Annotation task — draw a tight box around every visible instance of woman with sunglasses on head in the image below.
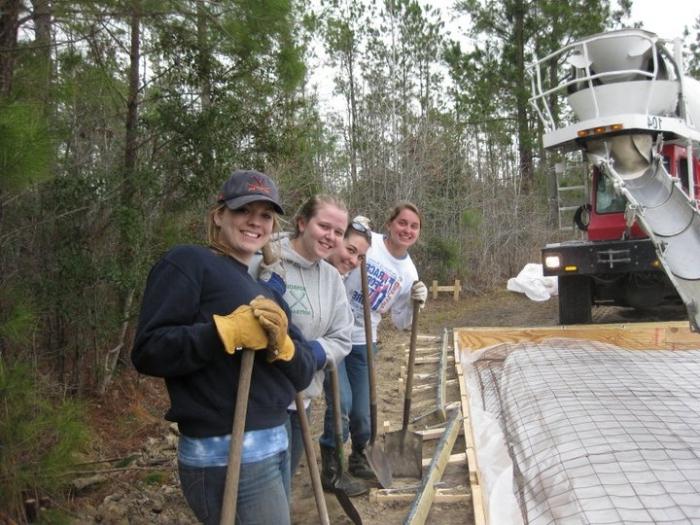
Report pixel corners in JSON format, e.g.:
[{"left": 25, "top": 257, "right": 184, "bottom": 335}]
[
  {"left": 327, "top": 216, "right": 373, "bottom": 278},
  {"left": 251, "top": 195, "right": 367, "bottom": 496},
  {"left": 132, "top": 170, "right": 315, "bottom": 525},
  {"left": 319, "top": 201, "right": 428, "bottom": 482}
]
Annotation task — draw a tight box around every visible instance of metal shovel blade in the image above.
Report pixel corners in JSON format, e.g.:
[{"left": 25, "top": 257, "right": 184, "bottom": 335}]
[
  {"left": 365, "top": 442, "right": 392, "bottom": 488},
  {"left": 383, "top": 429, "right": 423, "bottom": 479},
  {"left": 360, "top": 258, "right": 393, "bottom": 488},
  {"left": 384, "top": 298, "right": 423, "bottom": 479},
  {"left": 332, "top": 488, "right": 363, "bottom": 525}
]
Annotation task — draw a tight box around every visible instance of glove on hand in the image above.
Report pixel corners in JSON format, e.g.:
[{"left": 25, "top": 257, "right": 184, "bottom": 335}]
[
  {"left": 213, "top": 305, "right": 269, "bottom": 354},
  {"left": 410, "top": 280, "right": 428, "bottom": 308},
  {"left": 249, "top": 296, "right": 295, "bottom": 362}
]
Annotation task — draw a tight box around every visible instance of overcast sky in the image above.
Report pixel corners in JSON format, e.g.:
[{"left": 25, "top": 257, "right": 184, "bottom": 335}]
[{"left": 310, "top": 0, "right": 700, "bottom": 114}]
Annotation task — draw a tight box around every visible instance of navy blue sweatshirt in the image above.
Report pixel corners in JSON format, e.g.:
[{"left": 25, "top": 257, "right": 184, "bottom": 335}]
[{"left": 131, "top": 245, "right": 315, "bottom": 438}]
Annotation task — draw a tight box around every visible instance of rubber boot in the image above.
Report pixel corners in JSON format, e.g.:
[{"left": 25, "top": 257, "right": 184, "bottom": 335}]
[
  {"left": 320, "top": 445, "right": 369, "bottom": 497},
  {"left": 348, "top": 445, "right": 376, "bottom": 480}
]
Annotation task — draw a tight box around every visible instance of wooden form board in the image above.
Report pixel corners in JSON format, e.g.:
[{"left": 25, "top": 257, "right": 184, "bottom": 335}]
[
  {"left": 453, "top": 321, "right": 700, "bottom": 525},
  {"left": 456, "top": 321, "right": 700, "bottom": 353}
]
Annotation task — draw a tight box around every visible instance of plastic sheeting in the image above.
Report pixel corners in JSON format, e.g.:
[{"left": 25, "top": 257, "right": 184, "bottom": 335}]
[
  {"left": 506, "top": 263, "right": 558, "bottom": 302},
  {"left": 463, "top": 340, "right": 700, "bottom": 524}
]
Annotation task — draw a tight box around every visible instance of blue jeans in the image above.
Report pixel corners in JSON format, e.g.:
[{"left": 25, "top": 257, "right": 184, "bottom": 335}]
[
  {"left": 320, "top": 343, "right": 377, "bottom": 450},
  {"left": 178, "top": 450, "right": 291, "bottom": 525}
]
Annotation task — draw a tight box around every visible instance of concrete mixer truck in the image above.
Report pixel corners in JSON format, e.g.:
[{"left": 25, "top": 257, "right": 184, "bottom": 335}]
[{"left": 528, "top": 29, "right": 700, "bottom": 330}]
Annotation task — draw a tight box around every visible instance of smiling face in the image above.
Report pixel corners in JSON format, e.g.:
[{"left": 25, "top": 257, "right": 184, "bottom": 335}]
[
  {"left": 292, "top": 203, "right": 348, "bottom": 262},
  {"left": 385, "top": 207, "right": 421, "bottom": 257},
  {"left": 213, "top": 201, "right": 275, "bottom": 263},
  {"left": 327, "top": 231, "right": 371, "bottom": 275}
]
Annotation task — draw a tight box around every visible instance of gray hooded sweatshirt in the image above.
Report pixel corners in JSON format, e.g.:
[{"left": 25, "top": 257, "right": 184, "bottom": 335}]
[{"left": 250, "top": 236, "right": 353, "bottom": 399}]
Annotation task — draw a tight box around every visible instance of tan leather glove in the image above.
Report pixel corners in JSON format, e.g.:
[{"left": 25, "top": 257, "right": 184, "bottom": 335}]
[
  {"left": 249, "top": 296, "right": 295, "bottom": 362},
  {"left": 213, "top": 305, "right": 269, "bottom": 354}
]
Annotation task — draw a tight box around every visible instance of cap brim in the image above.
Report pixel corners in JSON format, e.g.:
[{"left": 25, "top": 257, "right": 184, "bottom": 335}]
[{"left": 223, "top": 194, "right": 284, "bottom": 215}]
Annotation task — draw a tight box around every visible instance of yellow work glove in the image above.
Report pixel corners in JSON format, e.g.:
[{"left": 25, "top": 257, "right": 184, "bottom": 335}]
[
  {"left": 213, "top": 305, "right": 269, "bottom": 354},
  {"left": 249, "top": 296, "right": 295, "bottom": 362}
]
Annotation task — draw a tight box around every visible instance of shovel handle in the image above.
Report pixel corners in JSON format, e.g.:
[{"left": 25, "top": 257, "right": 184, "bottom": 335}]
[
  {"left": 360, "top": 257, "right": 378, "bottom": 444},
  {"left": 220, "top": 349, "right": 255, "bottom": 525},
  {"left": 295, "top": 394, "right": 330, "bottom": 525},
  {"left": 401, "top": 299, "right": 421, "bottom": 431}
]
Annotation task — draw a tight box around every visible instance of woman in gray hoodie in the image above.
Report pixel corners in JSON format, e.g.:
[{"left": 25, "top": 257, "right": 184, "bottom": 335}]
[{"left": 250, "top": 195, "right": 368, "bottom": 496}]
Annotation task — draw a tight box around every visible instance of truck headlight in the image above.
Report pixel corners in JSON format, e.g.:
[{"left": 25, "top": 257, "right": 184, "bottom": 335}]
[{"left": 544, "top": 255, "right": 561, "bottom": 269}]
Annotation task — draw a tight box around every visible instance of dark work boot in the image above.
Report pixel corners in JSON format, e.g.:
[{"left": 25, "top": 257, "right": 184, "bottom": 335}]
[
  {"left": 348, "top": 445, "right": 376, "bottom": 480},
  {"left": 320, "top": 445, "right": 369, "bottom": 497}
]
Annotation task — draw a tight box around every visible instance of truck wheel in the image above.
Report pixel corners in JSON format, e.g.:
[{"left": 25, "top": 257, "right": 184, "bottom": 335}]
[{"left": 558, "top": 275, "right": 592, "bottom": 325}]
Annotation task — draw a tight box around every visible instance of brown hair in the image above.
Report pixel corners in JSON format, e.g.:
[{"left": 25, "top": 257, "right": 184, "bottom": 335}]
[
  {"left": 206, "top": 202, "right": 280, "bottom": 257},
  {"left": 292, "top": 194, "right": 348, "bottom": 238},
  {"left": 385, "top": 201, "right": 423, "bottom": 229}
]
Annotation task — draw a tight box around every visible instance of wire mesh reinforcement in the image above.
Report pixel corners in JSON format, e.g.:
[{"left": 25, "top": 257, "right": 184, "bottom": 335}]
[{"left": 472, "top": 339, "right": 700, "bottom": 525}]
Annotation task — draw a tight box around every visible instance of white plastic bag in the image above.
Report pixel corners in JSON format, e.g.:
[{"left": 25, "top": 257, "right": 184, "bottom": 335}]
[{"left": 506, "top": 263, "right": 558, "bottom": 301}]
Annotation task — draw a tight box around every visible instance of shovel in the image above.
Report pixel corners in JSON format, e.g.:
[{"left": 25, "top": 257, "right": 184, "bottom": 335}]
[
  {"left": 359, "top": 257, "right": 393, "bottom": 488},
  {"left": 295, "top": 393, "right": 330, "bottom": 525},
  {"left": 220, "top": 349, "right": 254, "bottom": 525},
  {"left": 384, "top": 298, "right": 423, "bottom": 479},
  {"left": 327, "top": 359, "right": 363, "bottom": 525}
]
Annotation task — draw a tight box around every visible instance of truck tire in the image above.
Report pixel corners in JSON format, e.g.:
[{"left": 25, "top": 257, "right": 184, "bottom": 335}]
[{"left": 558, "top": 275, "right": 592, "bottom": 325}]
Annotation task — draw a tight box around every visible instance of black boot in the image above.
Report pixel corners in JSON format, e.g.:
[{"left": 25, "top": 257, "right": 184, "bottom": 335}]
[
  {"left": 348, "top": 445, "right": 376, "bottom": 480},
  {"left": 320, "top": 445, "right": 369, "bottom": 497}
]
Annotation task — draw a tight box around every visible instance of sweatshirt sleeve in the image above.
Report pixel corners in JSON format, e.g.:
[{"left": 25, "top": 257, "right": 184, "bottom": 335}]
[
  {"left": 131, "top": 258, "right": 221, "bottom": 378},
  {"left": 315, "top": 275, "right": 353, "bottom": 365},
  {"left": 390, "top": 263, "right": 420, "bottom": 331}
]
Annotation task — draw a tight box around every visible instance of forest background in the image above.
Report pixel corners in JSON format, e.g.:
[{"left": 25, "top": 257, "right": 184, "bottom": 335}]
[{"left": 1, "top": 0, "right": 699, "bottom": 521}]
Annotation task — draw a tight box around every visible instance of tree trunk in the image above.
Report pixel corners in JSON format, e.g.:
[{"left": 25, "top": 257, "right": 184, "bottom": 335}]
[
  {"left": 0, "top": 0, "right": 20, "bottom": 97},
  {"left": 102, "top": 0, "right": 141, "bottom": 395},
  {"left": 513, "top": 0, "right": 533, "bottom": 192},
  {"left": 30, "top": 0, "right": 51, "bottom": 110}
]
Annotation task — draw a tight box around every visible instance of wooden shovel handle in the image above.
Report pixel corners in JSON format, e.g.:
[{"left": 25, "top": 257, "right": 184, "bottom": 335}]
[
  {"left": 296, "top": 394, "right": 331, "bottom": 525},
  {"left": 401, "top": 299, "right": 421, "bottom": 431},
  {"left": 220, "top": 349, "right": 255, "bottom": 525},
  {"left": 360, "top": 257, "right": 379, "bottom": 444}
]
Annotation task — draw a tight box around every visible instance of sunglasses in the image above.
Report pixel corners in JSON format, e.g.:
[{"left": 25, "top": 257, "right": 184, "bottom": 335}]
[{"left": 349, "top": 221, "right": 372, "bottom": 244}]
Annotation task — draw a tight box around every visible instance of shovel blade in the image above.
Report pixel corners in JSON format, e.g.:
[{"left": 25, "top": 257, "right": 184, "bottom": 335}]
[
  {"left": 365, "top": 444, "right": 393, "bottom": 488},
  {"left": 333, "top": 489, "right": 363, "bottom": 525},
  {"left": 384, "top": 430, "right": 423, "bottom": 479}
]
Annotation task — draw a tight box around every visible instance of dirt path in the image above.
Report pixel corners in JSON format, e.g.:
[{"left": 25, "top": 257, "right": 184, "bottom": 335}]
[{"left": 69, "top": 290, "right": 687, "bottom": 524}]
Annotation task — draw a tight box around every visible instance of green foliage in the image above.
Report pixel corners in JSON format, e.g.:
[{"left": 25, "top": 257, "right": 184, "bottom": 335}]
[
  {"left": 0, "top": 293, "right": 35, "bottom": 345},
  {"left": 417, "top": 236, "right": 462, "bottom": 283},
  {"left": 0, "top": 101, "right": 51, "bottom": 192},
  {"left": 0, "top": 360, "right": 90, "bottom": 519},
  {"left": 143, "top": 471, "right": 167, "bottom": 485},
  {"left": 461, "top": 208, "right": 483, "bottom": 230}
]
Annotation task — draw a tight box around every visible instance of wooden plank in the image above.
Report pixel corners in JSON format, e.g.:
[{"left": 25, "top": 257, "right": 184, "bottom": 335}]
[
  {"left": 453, "top": 329, "right": 486, "bottom": 525},
  {"left": 414, "top": 355, "right": 454, "bottom": 365},
  {"left": 436, "top": 327, "right": 449, "bottom": 422},
  {"left": 370, "top": 488, "right": 470, "bottom": 504},
  {"left": 421, "top": 452, "right": 466, "bottom": 468},
  {"left": 414, "top": 378, "right": 457, "bottom": 393},
  {"left": 405, "top": 409, "right": 463, "bottom": 525},
  {"left": 455, "top": 321, "right": 700, "bottom": 353}
]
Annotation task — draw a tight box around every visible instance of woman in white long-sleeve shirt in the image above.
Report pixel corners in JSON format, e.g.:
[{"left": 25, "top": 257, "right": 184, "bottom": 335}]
[{"left": 319, "top": 201, "right": 428, "bottom": 481}]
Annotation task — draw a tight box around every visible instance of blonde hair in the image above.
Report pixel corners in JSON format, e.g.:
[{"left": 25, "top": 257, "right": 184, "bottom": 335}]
[
  {"left": 292, "top": 194, "right": 348, "bottom": 238},
  {"left": 206, "top": 202, "right": 280, "bottom": 257},
  {"left": 385, "top": 201, "right": 423, "bottom": 229}
]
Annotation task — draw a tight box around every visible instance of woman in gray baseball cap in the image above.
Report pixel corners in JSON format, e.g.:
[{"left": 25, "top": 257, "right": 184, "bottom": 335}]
[{"left": 132, "top": 169, "right": 315, "bottom": 525}]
